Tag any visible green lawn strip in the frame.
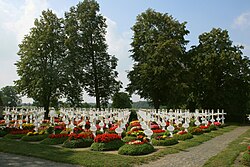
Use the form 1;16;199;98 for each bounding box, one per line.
0;126;238;167
203;128;250;167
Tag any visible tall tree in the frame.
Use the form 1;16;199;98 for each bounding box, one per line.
15;10;65;118
127;9;189;109
112;92;132;109
64;0;121;109
188;28;250;121
0;86;21;107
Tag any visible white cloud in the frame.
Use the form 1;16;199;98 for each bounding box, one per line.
2;0;48;44
233;12;250;30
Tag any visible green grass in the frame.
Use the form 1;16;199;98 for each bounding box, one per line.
0;126;238;167
203;128;250;167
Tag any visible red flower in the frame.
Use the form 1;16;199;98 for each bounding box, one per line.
153;129;166;133
214;122;221;126
94;133;121;143
199;125;209;129
48;134;68;139
69;132;94;140
177;130;187;135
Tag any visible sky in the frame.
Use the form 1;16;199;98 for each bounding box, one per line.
0;0;250;103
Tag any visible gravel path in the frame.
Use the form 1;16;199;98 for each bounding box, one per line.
139;126;249;167
0;152;81;167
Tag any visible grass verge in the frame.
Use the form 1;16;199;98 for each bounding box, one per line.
203;127;250;167
0;126;238;167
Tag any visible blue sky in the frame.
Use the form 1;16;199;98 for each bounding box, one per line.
0;0;250;103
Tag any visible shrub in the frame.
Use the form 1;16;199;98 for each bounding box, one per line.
189;127;203;135
0;130;8;137
91;140;124;151
122;136;137;143
40;136;68;145
242;152;250;165
118;143;155;155
152;137;178;146
174;133;193;141
4;134;26;139
63;138;94;148
208;125;217;131
21;134;48;142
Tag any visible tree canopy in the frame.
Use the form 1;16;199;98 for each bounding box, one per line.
15;10;65;118
0;86;21;107
188;28;250;121
127;9;189;109
112;92;132;109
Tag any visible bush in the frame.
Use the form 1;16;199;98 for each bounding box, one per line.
208;125;217;131
122;136;137;143
40;137;68;145
152;138;178;146
189;127;203;135
0;130;8;137
4;134;26;139
128;110;138;122
118;143;155;155
174;133;193;141
21;134;48;142
91;140;124;151
63;138;94;148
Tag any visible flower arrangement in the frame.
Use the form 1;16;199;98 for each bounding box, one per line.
177;130;187;135
48;133;68;139
214;122;221;126
68;132;94;140
94;133;121;143
63;132;94;148
153;129;166;133
10;129;31;134
22;123;35;130
130;120;140;127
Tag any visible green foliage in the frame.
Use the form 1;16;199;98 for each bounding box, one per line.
40;137;68;145
188;28;250;122
0;130;8;137
122;136;137;143
4;134;26;139
242;152;250;165
63;138;93;148
21;134;48;142
174;133;193;141
112;92;132;109
128;109;138;122
127;9;189;109
91;140;124;151
64;0;121;109
118;143;155;155
15;10;65;118
0;86;21;107
188;127;203;135
151;138;178;146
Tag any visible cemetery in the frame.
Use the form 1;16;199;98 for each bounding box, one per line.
0;107;249;166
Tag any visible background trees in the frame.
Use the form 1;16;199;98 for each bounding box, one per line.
112;92;132;109
0;86;21;107
127;9;189;109
15;10;65;118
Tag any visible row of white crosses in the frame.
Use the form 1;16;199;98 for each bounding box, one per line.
3;107;45;132
137;109;226;140
52;108;131;136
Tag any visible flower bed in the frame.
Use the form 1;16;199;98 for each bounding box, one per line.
4;133;26;139
122;136;137;143
118;142;155;155
189;127;203;135
63;132;94;148
40;134;69;145
21;134;49;142
152;137;178;146
91;133;124;151
174;133;193;141
3;129;32;139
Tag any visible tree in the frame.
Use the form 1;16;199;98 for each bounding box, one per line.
112;92;132;109
188;28;250;121
15;10;65;118
127;9;189;109
64;0;121;109
0;86;21;107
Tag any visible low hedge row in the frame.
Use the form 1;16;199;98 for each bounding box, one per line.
63;138;94;148
118;143;155;155
151;138;178;146
91;140;124;151
21;134;49;142
40;137;68;145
